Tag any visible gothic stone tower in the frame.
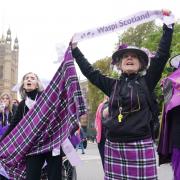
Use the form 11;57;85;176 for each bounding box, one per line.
0;28;19;98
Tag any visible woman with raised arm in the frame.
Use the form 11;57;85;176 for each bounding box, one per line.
71;12;174;179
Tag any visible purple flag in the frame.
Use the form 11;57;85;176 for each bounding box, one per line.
0;46;86;179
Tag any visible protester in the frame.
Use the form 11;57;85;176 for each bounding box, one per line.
76;123;87;154
0;93;19;180
11;98;19;114
158;54;180;180
76;126;86;154
12;99;19;106
0;45;86;180
95;95;109;169
12;98;19;107
0;93;14;138
0;72;62;180
71;11;174;179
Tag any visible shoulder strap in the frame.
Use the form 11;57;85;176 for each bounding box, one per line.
139;77;160;139
110;80;118;109
138;77;156;115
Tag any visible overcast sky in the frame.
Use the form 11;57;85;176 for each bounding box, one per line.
0;0;180;82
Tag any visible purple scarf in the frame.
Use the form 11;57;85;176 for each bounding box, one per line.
158;69;180;159
0;46;86;179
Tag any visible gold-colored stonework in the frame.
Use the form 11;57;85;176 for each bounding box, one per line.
0;29;19;99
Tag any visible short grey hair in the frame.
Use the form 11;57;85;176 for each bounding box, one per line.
19;72;44;99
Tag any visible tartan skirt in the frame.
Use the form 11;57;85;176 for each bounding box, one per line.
104;138;157;180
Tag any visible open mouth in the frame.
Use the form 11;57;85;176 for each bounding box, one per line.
27;83;32;86
126;62;134;66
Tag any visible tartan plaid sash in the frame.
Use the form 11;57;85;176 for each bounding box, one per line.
0;47;86;179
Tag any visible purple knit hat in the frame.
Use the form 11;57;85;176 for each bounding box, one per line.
112;44;149;68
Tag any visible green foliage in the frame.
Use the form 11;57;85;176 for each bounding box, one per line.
171;23;180;56
118;22;158;47
110;71;119;78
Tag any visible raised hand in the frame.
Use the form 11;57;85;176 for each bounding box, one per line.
70;36;78;49
162;9;175;28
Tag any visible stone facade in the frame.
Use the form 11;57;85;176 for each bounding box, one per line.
0;29;19;98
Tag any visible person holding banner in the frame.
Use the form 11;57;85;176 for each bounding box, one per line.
71;10;174;180
158;54;180;180
0;72;62;180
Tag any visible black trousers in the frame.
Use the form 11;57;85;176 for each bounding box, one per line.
26;152;62;180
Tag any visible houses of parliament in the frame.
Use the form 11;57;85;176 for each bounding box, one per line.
0;28;19;98
0;29;89;127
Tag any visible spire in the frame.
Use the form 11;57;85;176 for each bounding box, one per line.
13;37;19;50
7;28;11;35
6;28;12;43
0;34;5;44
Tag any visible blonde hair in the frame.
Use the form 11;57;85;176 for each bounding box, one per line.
19;72;44;99
0;92;13;113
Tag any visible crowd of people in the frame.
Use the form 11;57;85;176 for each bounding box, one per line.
0;9;179;180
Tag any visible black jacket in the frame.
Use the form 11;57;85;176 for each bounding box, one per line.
72;24;173;142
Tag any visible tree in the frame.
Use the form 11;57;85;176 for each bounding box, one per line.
171;23;180;56
118;22;158;47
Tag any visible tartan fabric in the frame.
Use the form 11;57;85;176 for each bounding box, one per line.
104;138;157;180
0;46;86;179
158;69;180;160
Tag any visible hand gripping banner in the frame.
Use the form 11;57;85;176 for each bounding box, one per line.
72;10;165;43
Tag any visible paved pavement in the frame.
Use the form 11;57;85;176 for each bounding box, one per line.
76;142;173;180
76;142;104;180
